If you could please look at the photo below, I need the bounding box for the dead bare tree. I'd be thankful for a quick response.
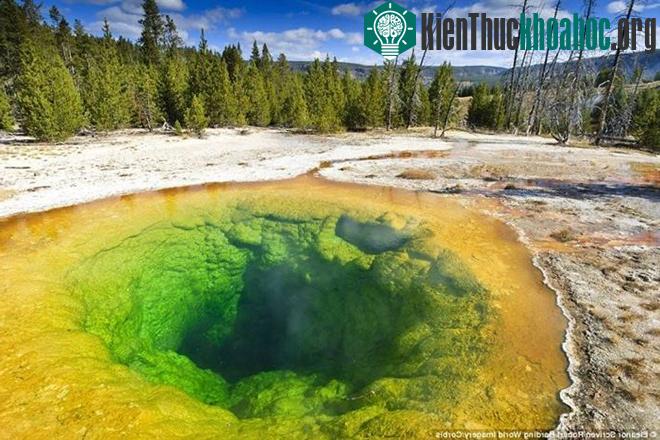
[386,56,399,131]
[565,0,596,143]
[622,62,644,135]
[439,86,459,137]
[545,51,578,143]
[505,0,529,129]
[512,47,536,133]
[536,47,563,135]
[405,2,455,129]
[527,0,562,135]
[595,0,636,145]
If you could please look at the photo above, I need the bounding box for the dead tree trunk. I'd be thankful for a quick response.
[623,63,644,135]
[406,50,425,129]
[527,0,561,135]
[505,0,529,129]
[513,47,534,133]
[406,3,454,129]
[565,0,595,143]
[386,57,399,131]
[596,0,636,145]
[433,80,443,137]
[537,49,562,134]
[440,86,459,137]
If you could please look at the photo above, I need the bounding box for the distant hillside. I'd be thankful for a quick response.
[289,61,507,84]
[290,51,659,85]
[502,50,660,82]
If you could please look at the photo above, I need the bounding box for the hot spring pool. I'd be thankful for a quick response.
[0,177,569,438]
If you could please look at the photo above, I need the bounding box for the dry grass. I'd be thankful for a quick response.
[550,228,576,243]
[639,302,659,312]
[467,164,508,180]
[631,162,660,185]
[396,168,437,180]
[362,150,448,161]
[318,160,333,169]
[645,328,660,337]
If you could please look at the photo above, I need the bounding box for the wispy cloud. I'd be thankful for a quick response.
[228,27,362,60]
[606,0,660,13]
[331,3,363,16]
[90,1,241,44]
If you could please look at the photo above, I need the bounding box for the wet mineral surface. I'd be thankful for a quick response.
[0,176,569,438]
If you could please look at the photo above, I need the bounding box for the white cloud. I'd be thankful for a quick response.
[158,0,186,11]
[607,0,660,13]
[62,0,119,5]
[607,1,626,13]
[447,0,572,21]
[108,0,187,14]
[227,27,362,60]
[92,5,141,38]
[331,3,362,16]
[91,2,241,44]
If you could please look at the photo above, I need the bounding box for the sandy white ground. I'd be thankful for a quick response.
[1,127,658,431]
[0,128,456,217]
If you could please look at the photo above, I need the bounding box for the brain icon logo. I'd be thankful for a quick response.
[364,2,416,60]
[376,13,404,40]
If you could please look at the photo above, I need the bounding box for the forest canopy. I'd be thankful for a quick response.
[0,0,657,149]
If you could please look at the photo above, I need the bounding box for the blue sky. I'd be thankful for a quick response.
[48,0,658,66]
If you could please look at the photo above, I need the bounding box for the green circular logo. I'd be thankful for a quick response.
[364,2,416,60]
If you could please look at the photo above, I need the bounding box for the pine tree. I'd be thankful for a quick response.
[221,44,243,82]
[0,86,14,131]
[0,0,31,78]
[325,57,345,123]
[250,41,260,68]
[162,15,183,56]
[467,84,505,130]
[21,0,41,25]
[303,58,343,132]
[259,44,275,121]
[282,73,308,128]
[71,20,93,81]
[139,0,164,65]
[491,86,506,131]
[82,29,130,131]
[398,52,423,128]
[270,54,306,127]
[260,44,272,74]
[362,68,385,128]
[206,58,237,126]
[270,53,288,125]
[190,32,238,126]
[342,71,365,130]
[101,17,112,40]
[15,41,84,141]
[185,94,208,137]
[632,88,659,150]
[418,84,431,126]
[467,84,492,129]
[160,55,188,125]
[173,119,183,136]
[128,64,161,130]
[243,64,270,126]
[429,63,455,135]
[189,29,211,97]
[232,66,248,126]
[304,59,336,132]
